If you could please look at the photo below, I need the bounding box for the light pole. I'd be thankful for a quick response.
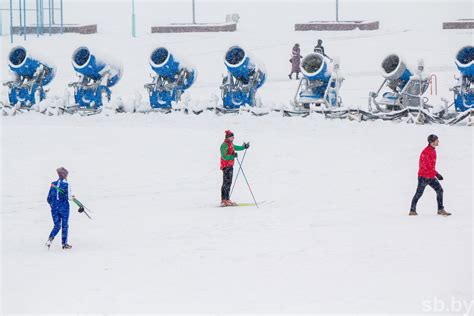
[192,0,196,24]
[336,0,339,22]
[131,0,136,37]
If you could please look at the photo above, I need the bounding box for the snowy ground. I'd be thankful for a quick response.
[1,0,473,314]
[1,113,472,313]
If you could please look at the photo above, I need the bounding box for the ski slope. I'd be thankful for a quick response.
[1,0,473,313]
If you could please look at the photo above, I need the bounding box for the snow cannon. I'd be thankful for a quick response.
[69,46,122,110]
[294,53,343,109]
[3,46,55,107]
[220,46,266,109]
[452,46,473,112]
[369,54,430,113]
[145,47,196,109]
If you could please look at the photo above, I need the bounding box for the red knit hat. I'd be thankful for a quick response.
[225,130,234,138]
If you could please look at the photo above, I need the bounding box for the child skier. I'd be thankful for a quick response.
[220,130,249,206]
[46,167,75,249]
[409,135,451,216]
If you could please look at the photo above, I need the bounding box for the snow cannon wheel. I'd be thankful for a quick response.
[73,47,91,68]
[150,47,170,66]
[9,46,27,67]
[225,46,246,66]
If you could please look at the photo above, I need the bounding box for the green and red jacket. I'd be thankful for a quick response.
[220,140,245,170]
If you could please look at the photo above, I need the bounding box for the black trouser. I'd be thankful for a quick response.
[410,176,444,211]
[221,167,234,200]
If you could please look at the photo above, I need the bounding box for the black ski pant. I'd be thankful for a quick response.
[410,176,444,211]
[221,167,234,200]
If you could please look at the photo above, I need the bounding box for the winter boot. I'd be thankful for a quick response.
[62,244,72,249]
[296,73,300,80]
[409,211,418,216]
[288,74,292,80]
[226,200,237,206]
[220,200,227,207]
[45,237,53,249]
[437,209,452,216]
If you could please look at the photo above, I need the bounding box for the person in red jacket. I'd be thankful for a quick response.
[409,134,451,216]
[220,130,249,206]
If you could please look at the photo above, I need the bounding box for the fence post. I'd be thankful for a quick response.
[131,0,136,37]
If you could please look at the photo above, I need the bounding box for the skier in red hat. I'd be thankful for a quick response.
[220,130,249,206]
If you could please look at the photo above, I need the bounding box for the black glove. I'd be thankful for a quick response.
[78,206,84,213]
[244,142,250,149]
[436,173,444,181]
[233,152,238,158]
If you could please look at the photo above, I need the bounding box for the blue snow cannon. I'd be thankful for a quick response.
[295,53,342,108]
[220,46,266,109]
[453,46,473,112]
[70,46,122,110]
[145,47,196,109]
[4,46,55,107]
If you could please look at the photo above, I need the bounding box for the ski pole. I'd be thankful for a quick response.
[230,148,247,198]
[51,184,93,219]
[235,157,259,208]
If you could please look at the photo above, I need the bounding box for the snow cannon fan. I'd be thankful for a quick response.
[3,46,56,108]
[294,53,343,109]
[369,54,430,112]
[452,46,474,112]
[220,46,266,109]
[144,47,196,110]
[69,46,122,111]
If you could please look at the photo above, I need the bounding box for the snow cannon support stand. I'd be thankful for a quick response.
[68,46,122,115]
[219,46,266,113]
[289,53,346,118]
[144,47,196,113]
[368,54,441,123]
[2,46,55,114]
[447,46,474,125]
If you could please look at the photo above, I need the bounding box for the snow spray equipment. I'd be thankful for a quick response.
[235,156,259,208]
[447,46,474,125]
[293,53,343,110]
[144,47,196,109]
[220,46,266,109]
[368,54,433,111]
[51,184,93,220]
[69,46,122,111]
[3,46,56,107]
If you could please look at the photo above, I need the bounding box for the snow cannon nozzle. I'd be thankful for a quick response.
[300,53,328,81]
[9,46,27,67]
[455,46,474,77]
[149,47,188,80]
[381,54,412,81]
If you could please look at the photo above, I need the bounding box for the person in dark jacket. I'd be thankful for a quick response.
[314,39,332,60]
[220,130,249,206]
[288,43,303,80]
[46,167,73,249]
[409,135,451,216]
